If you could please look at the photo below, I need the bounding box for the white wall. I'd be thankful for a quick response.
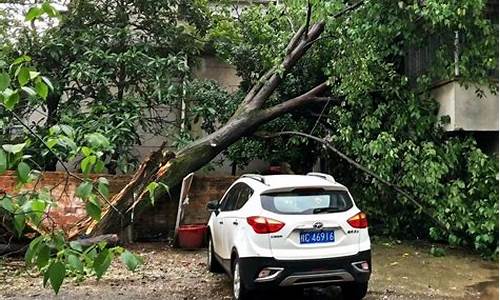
[432,81,499,131]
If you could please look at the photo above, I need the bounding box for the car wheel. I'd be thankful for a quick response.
[232,255,252,300]
[342,282,368,300]
[207,235,223,273]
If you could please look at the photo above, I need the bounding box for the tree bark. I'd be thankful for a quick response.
[67,4,361,239]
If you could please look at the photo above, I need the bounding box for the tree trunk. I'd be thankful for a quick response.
[70,105,324,238]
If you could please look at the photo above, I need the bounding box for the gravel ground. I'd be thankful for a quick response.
[0,240,497,300]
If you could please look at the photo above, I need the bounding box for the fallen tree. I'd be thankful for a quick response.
[68,3,365,239]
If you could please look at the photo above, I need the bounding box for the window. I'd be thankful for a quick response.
[219,183,253,211]
[234,184,253,210]
[219,185,241,211]
[261,189,353,215]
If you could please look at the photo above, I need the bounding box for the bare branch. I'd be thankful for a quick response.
[248,22,326,110]
[304,1,312,38]
[243,1,365,112]
[262,81,334,119]
[331,0,364,19]
[285,25,306,55]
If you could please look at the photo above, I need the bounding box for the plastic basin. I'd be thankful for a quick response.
[177,224,207,249]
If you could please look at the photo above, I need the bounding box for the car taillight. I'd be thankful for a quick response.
[347,212,368,228]
[247,216,285,234]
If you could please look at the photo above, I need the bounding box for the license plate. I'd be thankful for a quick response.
[299,230,335,244]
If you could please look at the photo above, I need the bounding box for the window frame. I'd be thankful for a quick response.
[219,182,254,212]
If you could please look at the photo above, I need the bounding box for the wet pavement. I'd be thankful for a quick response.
[0,239,497,299]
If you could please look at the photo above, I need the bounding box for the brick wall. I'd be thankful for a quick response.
[0,171,236,239]
[133,175,236,240]
[0,171,131,233]
[183,175,237,224]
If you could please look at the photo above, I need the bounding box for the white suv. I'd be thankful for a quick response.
[206,173,371,300]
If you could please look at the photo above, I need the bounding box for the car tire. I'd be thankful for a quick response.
[232,255,252,300]
[342,282,368,300]
[207,234,223,273]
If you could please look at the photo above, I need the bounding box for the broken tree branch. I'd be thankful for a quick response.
[262,82,336,118]
[70,1,366,238]
[255,130,449,231]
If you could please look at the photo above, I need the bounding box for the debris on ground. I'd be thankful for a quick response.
[0,240,497,300]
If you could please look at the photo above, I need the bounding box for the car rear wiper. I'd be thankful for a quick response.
[313,207,342,214]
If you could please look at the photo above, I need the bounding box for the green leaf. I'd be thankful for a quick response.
[17,161,31,183]
[81,146,92,156]
[75,182,93,199]
[85,199,101,221]
[80,155,96,175]
[97,180,109,199]
[430,246,446,257]
[49,125,61,135]
[93,249,112,280]
[85,133,110,149]
[35,81,48,99]
[60,125,74,138]
[120,250,141,271]
[0,149,6,174]
[29,71,40,80]
[48,261,65,294]
[46,138,58,149]
[41,76,54,91]
[21,86,37,97]
[94,159,105,173]
[67,254,83,273]
[36,245,50,269]
[0,73,10,91]
[158,182,170,194]
[31,199,46,223]
[1,197,15,213]
[17,67,30,86]
[43,269,50,287]
[146,182,158,205]
[12,55,31,65]
[41,2,58,17]
[25,236,43,265]
[25,7,43,21]
[69,241,83,252]
[13,214,25,236]
[2,143,26,154]
[4,90,20,109]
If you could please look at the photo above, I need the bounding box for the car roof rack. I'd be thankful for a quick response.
[241,174,267,185]
[306,172,336,183]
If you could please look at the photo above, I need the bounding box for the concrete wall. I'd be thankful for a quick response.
[193,55,241,93]
[432,81,499,131]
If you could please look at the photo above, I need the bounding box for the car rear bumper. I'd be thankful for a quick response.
[238,250,371,290]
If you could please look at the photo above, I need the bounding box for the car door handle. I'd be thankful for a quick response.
[233,221,238,225]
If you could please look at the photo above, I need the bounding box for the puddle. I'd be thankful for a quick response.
[468,276,499,300]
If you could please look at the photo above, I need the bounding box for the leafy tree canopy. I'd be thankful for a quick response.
[3,0,211,173]
[188,0,498,257]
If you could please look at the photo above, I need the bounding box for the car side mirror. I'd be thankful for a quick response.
[207,200,219,212]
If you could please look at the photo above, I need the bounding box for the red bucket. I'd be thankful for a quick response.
[177,224,207,249]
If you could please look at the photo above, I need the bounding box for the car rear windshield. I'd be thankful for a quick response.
[260,189,353,215]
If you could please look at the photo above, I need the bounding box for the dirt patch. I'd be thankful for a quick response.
[0,240,497,300]
[368,239,498,299]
